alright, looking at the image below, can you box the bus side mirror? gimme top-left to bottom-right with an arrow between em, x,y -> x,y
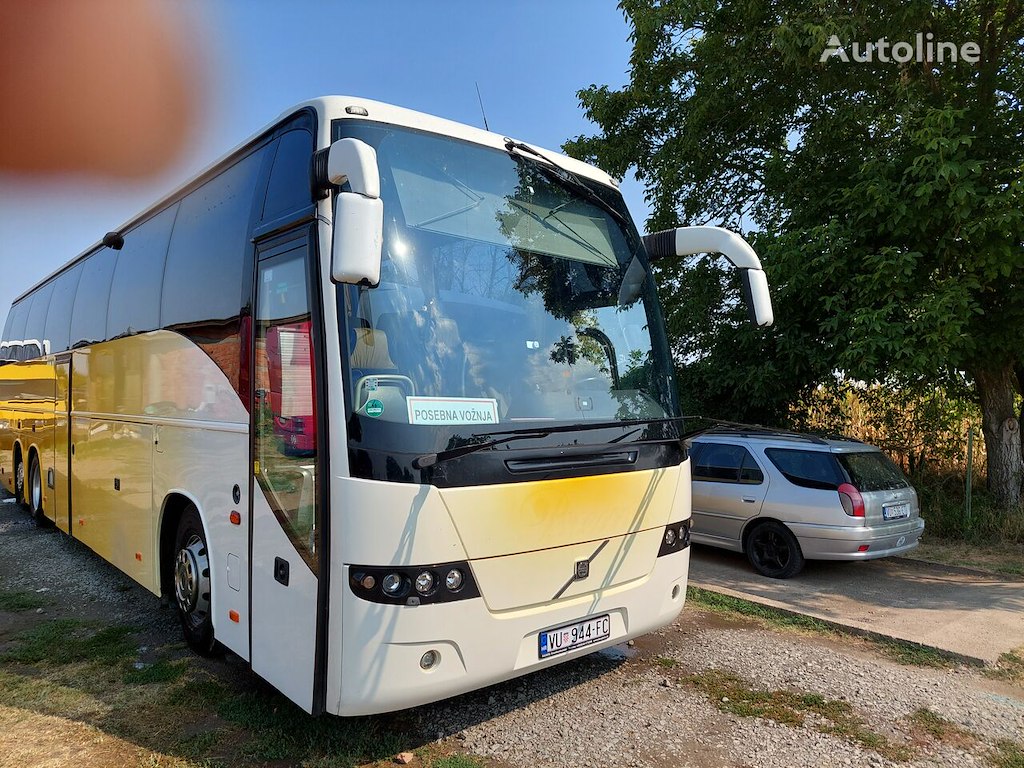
327,138 -> 384,287
642,226 -> 774,327
739,268 -> 773,328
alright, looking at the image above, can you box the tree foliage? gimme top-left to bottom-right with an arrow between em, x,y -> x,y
566,0 -> 1024,507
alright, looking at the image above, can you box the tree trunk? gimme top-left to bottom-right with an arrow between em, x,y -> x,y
1016,365 -> 1024,460
973,365 -> 1023,509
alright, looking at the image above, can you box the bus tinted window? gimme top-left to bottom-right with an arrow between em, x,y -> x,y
162,151 -> 263,328
43,264 -> 84,354
1,308 -> 13,347
24,281 -> 54,357
107,204 -> 177,338
70,248 -> 117,348
262,130 -> 313,222
3,301 -> 29,359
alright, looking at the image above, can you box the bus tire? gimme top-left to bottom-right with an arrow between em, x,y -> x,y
173,505 -> 218,655
28,454 -> 48,527
14,450 -> 25,508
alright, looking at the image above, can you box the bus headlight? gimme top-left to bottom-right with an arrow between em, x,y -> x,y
445,568 -> 464,591
350,561 -> 479,605
414,571 -> 435,594
381,573 -> 404,595
657,520 -> 691,557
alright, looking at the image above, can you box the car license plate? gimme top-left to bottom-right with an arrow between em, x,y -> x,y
883,502 -> 911,520
538,614 -> 611,659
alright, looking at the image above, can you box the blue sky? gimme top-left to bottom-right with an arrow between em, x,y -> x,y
0,1 -> 651,329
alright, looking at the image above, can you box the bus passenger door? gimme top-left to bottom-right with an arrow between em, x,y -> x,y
250,234 -> 323,713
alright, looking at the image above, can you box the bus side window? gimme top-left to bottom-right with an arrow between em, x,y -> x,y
43,264 -> 84,355
69,248 -> 117,349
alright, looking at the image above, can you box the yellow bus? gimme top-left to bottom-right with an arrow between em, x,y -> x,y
0,97 -> 772,715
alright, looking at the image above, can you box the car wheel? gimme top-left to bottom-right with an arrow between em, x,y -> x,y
745,521 -> 805,579
173,505 -> 218,655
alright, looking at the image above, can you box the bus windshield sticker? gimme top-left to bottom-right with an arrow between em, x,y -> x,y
364,399 -> 384,418
407,396 -> 499,426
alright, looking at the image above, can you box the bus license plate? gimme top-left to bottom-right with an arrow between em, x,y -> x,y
538,614 -> 611,659
883,502 -> 911,520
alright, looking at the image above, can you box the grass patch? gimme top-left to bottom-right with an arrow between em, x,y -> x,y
688,586 -> 956,669
655,656 -> 678,669
218,691 -> 410,765
0,668 -> 101,717
986,648 -> 1024,685
165,676 -> 230,708
0,619 -> 136,666
873,637 -> 954,669
687,586 -> 833,633
174,730 -> 220,760
432,756 -> 485,768
911,538 -> 1024,578
125,658 -> 187,685
0,588 -> 47,612
992,740 -> 1024,768
907,708 -> 976,748
680,668 -> 913,761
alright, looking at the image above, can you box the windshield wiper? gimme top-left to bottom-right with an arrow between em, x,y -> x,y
503,139 -> 630,230
412,415 -> 709,469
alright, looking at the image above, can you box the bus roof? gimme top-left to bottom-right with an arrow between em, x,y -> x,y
15,96 -> 621,304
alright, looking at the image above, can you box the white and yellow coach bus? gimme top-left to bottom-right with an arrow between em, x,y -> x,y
0,97 -> 773,716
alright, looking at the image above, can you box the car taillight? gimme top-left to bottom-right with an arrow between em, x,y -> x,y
838,483 -> 865,517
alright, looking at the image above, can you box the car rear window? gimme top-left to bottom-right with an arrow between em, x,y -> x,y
764,448 -> 844,490
836,451 -> 909,491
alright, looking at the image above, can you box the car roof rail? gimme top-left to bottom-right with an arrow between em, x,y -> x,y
699,423 -> 831,446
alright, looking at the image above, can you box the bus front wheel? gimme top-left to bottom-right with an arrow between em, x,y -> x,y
173,505 -> 218,655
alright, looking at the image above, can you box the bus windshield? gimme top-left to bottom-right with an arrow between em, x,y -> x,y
335,122 -> 678,479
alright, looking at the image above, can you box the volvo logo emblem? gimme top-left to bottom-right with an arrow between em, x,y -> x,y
552,540 -> 610,600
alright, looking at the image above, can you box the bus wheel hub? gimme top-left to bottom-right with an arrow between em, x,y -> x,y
174,536 -> 208,616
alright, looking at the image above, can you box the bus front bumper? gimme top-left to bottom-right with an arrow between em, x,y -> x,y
328,548 -> 689,716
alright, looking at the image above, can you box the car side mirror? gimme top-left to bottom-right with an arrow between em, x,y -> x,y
642,226 -> 774,327
327,138 -> 384,286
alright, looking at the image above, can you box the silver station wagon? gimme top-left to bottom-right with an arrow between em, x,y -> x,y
688,428 -> 925,578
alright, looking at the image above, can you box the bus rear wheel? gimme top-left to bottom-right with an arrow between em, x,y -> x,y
173,505 -> 218,655
28,455 -> 48,527
14,454 -> 25,507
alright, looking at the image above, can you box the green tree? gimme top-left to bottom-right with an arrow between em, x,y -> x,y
566,0 -> 1024,508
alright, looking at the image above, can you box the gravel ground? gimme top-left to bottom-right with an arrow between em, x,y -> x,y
2,495 -> 1022,768
412,615 -> 1024,768
0,496 -> 177,635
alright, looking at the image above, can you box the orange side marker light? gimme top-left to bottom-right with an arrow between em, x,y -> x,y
135,552 -> 142,562
229,610 -> 240,623
229,511 -> 241,525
